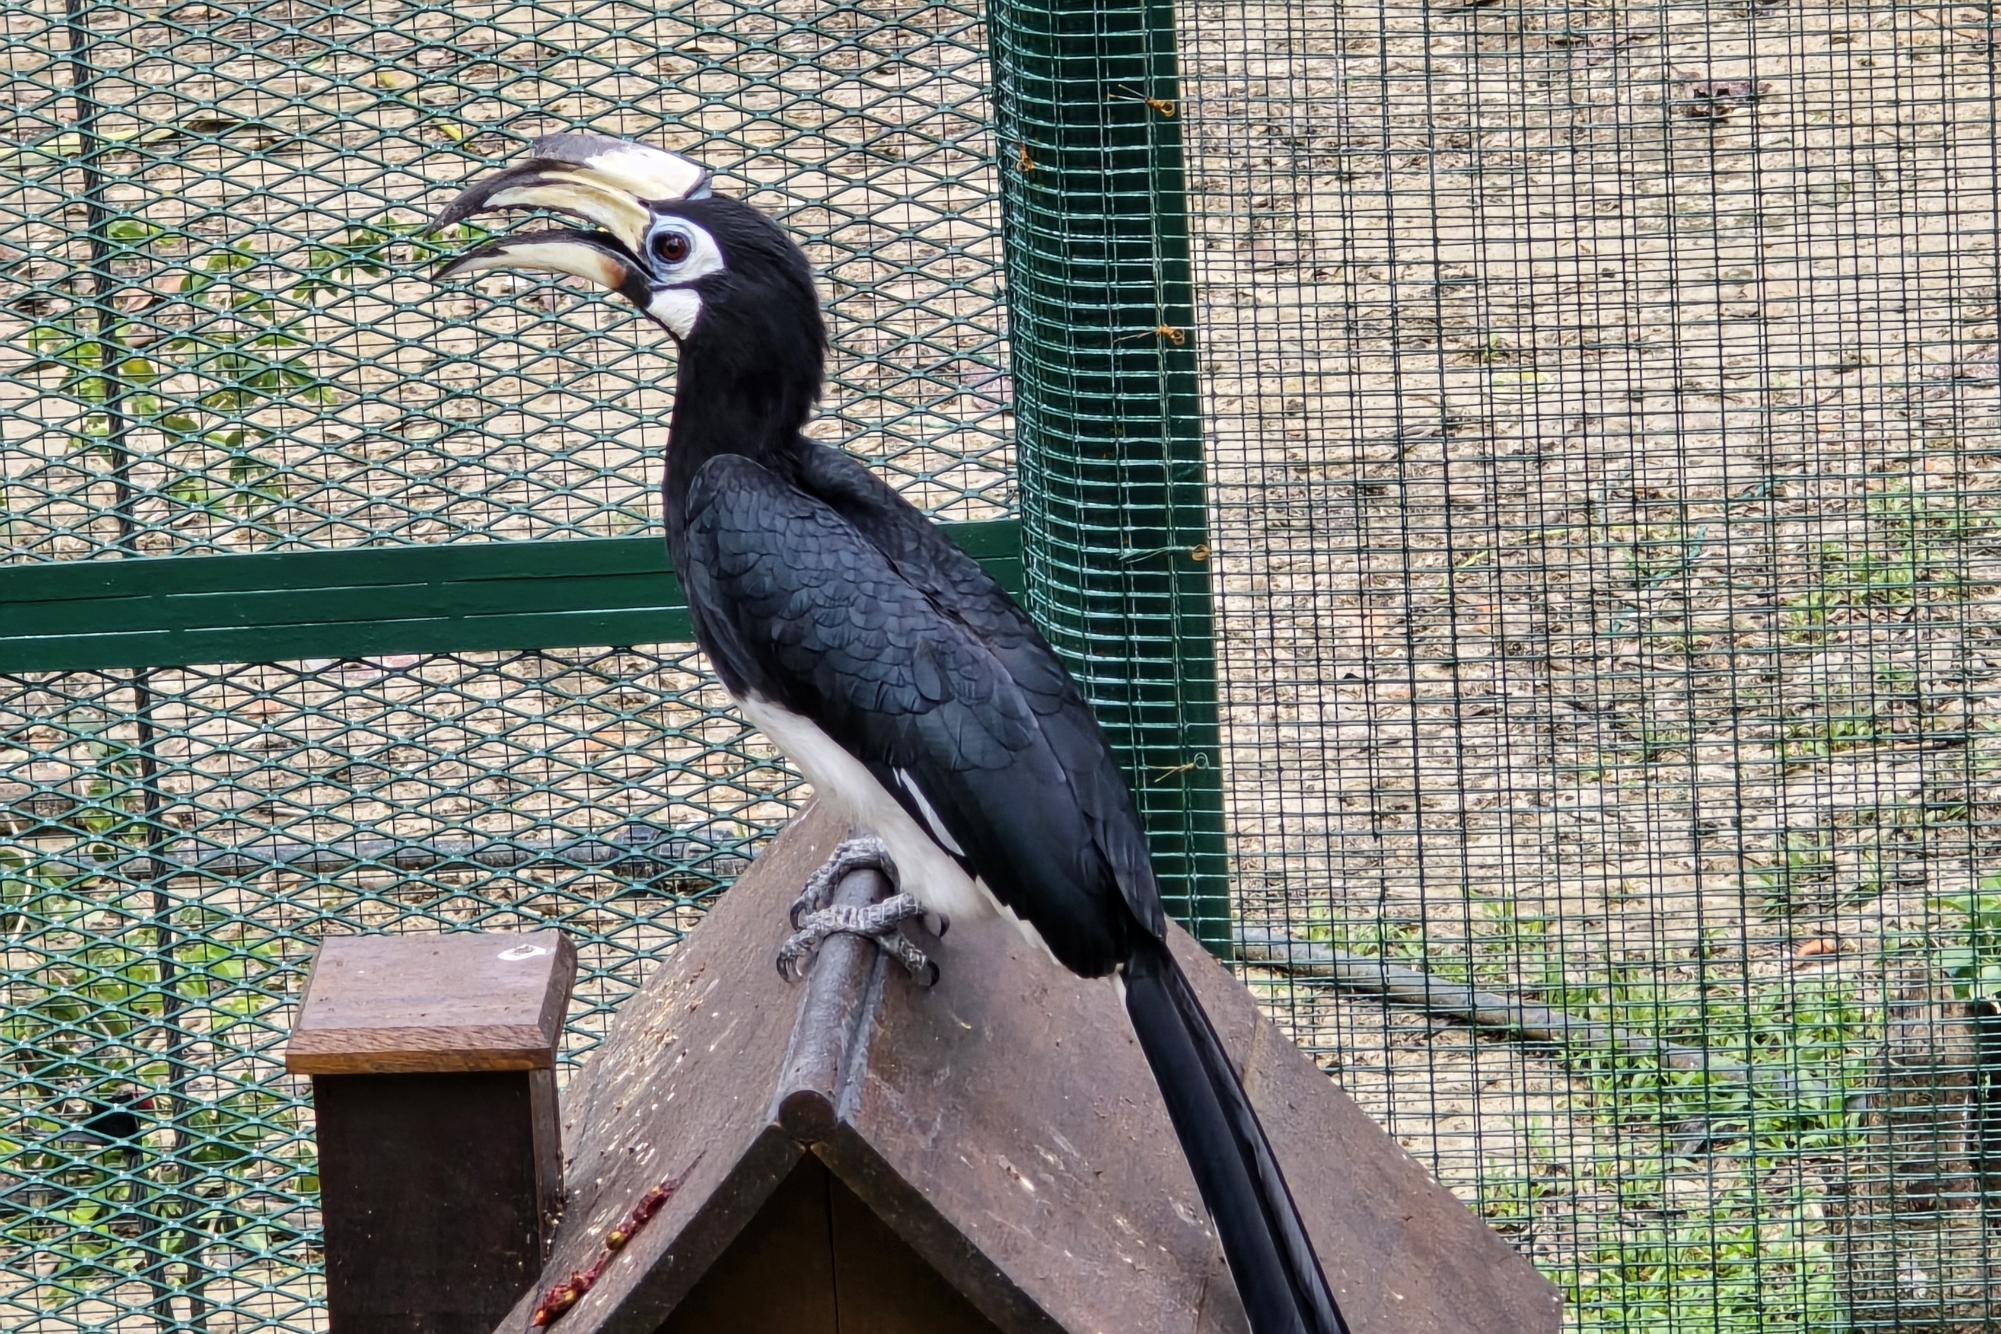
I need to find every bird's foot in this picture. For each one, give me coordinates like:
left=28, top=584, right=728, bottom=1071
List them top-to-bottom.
left=788, top=835, right=897, bottom=928
left=776, top=891, right=948, bottom=986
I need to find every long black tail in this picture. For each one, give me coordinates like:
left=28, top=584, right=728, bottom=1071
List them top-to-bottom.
left=1123, top=935, right=1352, bottom=1334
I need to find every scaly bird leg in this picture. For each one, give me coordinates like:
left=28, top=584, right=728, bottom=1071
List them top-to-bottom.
left=788, top=835, right=896, bottom=928
left=777, top=838, right=947, bottom=985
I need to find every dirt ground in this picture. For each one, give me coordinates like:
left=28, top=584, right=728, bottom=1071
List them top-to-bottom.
left=3, top=0, right=1999, bottom=1330
left=1189, top=0, right=2001, bottom=1325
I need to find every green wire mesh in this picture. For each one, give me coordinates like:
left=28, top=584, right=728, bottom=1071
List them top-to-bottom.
left=3, top=0, right=1005, bottom=1328
left=5, top=0, right=1010, bottom=565
left=7, top=0, right=2001, bottom=1332
left=986, top=0, right=1233, bottom=940
left=1175, top=2, right=2001, bottom=1331
left=2, top=648, right=789, bottom=1330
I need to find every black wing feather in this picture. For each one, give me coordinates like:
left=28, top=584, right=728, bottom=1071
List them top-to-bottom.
left=793, top=443, right=1165, bottom=940
left=682, top=446, right=1350, bottom=1334
left=680, top=451, right=1142, bottom=973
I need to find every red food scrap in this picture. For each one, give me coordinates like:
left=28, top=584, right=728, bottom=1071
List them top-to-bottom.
left=526, top=1153, right=705, bottom=1328
left=530, top=1271, right=591, bottom=1327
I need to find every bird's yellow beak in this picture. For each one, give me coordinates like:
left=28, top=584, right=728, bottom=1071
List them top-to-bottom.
left=428, top=132, right=710, bottom=291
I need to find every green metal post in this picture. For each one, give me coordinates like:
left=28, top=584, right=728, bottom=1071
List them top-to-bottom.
left=987, top=0, right=1231, bottom=950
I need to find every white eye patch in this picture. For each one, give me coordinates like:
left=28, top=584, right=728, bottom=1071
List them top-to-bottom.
left=643, top=219, right=727, bottom=338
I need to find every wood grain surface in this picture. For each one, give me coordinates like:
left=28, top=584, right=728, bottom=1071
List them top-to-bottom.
left=489, top=804, right=1562, bottom=1333
left=287, top=929, right=576, bottom=1075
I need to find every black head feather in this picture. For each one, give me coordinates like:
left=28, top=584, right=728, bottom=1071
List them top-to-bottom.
left=658, top=194, right=828, bottom=444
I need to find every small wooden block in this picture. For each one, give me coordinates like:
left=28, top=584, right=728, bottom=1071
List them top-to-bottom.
left=285, top=930, right=576, bottom=1075
left=316, top=1070, right=564, bottom=1333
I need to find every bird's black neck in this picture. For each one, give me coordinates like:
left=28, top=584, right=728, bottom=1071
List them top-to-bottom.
left=661, top=337, right=819, bottom=543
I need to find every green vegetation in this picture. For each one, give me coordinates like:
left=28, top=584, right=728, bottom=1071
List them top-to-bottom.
left=24, top=215, right=468, bottom=548
left=1784, top=488, right=1991, bottom=645
left=1, top=744, right=310, bottom=1311
left=1751, top=826, right=1839, bottom=915
left=1931, top=878, right=2001, bottom=1000
left=1311, top=902, right=1873, bottom=1331
left=1506, top=966, right=1867, bottom=1333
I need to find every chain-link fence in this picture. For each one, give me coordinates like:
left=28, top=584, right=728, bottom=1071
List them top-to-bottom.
left=4, top=0, right=2000, bottom=1331
left=3, top=1, right=1004, bottom=1328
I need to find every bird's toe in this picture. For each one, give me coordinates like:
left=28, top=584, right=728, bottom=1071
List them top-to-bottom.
left=774, top=930, right=821, bottom=983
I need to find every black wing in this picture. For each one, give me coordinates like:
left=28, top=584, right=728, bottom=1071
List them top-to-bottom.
left=794, top=444, right=1163, bottom=939
left=679, top=450, right=1161, bottom=973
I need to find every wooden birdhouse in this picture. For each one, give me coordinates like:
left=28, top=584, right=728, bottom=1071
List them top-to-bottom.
left=291, top=806, right=1560, bottom=1333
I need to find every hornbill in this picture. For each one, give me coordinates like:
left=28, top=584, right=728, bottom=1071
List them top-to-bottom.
left=429, top=134, right=1352, bottom=1334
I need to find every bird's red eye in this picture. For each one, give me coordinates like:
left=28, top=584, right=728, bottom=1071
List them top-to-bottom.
left=653, top=230, right=692, bottom=265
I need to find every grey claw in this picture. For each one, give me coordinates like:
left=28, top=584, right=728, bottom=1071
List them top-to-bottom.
left=787, top=835, right=898, bottom=933
left=773, top=889, right=940, bottom=986
left=775, top=944, right=808, bottom=983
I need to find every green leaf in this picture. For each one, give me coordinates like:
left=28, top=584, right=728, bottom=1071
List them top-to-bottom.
left=165, top=475, right=219, bottom=508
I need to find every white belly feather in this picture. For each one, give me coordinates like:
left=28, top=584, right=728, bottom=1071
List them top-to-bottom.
left=739, top=694, right=1062, bottom=963
left=739, top=695, right=991, bottom=921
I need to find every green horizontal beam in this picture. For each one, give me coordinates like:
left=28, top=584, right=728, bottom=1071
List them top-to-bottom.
left=0, top=520, right=1025, bottom=674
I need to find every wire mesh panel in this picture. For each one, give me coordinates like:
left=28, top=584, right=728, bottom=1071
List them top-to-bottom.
left=1, top=0, right=1006, bottom=1328
left=4, top=0, right=1008, bottom=562
left=8, top=0, right=2001, bottom=1331
left=1176, top=0, right=2001, bottom=1330
left=1, top=648, right=786, bottom=1330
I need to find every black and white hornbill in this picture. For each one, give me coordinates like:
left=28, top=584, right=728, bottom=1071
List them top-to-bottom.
left=429, top=134, right=1352, bottom=1334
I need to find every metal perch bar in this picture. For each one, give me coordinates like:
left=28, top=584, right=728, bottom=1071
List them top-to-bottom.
left=1234, top=927, right=1833, bottom=1105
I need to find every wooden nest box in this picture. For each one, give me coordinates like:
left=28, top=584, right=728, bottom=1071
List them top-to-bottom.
left=288, top=807, right=1559, bottom=1333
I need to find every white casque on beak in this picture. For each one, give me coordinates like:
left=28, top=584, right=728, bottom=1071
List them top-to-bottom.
left=431, top=132, right=708, bottom=253
left=431, top=133, right=720, bottom=337
left=530, top=134, right=709, bottom=208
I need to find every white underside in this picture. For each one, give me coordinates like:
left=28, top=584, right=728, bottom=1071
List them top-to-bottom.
left=739, top=694, right=1060, bottom=962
